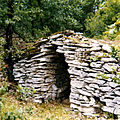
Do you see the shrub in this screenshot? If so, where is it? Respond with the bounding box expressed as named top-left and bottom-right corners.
top-left (15, 84), bottom-right (36, 101)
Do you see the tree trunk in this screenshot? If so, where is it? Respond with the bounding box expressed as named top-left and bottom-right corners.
top-left (4, 0), bottom-right (14, 82)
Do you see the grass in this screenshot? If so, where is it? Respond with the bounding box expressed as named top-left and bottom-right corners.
top-left (0, 81), bottom-right (116, 120)
top-left (0, 93), bottom-right (83, 120)
top-left (1, 93), bottom-right (115, 120)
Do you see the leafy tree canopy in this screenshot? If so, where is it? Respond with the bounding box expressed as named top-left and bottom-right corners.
top-left (0, 0), bottom-right (106, 81)
top-left (85, 0), bottom-right (120, 38)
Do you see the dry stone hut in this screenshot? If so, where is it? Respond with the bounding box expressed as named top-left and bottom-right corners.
top-left (13, 30), bottom-right (120, 116)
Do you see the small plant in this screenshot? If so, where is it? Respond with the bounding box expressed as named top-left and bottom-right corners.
top-left (90, 55), bottom-right (101, 62)
top-left (96, 73), bottom-right (109, 80)
top-left (112, 72), bottom-right (120, 84)
top-left (25, 106), bottom-right (34, 115)
top-left (0, 79), bottom-right (9, 96)
top-left (104, 112), bottom-right (117, 119)
top-left (0, 101), bottom-right (2, 113)
top-left (16, 84), bottom-right (36, 101)
top-left (104, 19), bottom-right (120, 40)
top-left (111, 46), bottom-right (120, 61)
top-left (0, 86), bottom-right (7, 96)
top-left (2, 111), bottom-right (23, 120)
top-left (96, 70), bottom-right (120, 85)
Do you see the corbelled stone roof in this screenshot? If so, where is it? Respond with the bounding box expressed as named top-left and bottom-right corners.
top-left (13, 30), bottom-right (120, 117)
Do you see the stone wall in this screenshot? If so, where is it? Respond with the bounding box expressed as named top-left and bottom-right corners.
top-left (13, 30), bottom-right (120, 116)
top-left (13, 35), bottom-right (71, 103)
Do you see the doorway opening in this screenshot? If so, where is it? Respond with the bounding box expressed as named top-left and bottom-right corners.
top-left (54, 51), bottom-right (71, 101)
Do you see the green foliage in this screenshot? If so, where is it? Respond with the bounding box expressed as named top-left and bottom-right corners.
top-left (25, 106), bottom-right (34, 115)
top-left (0, 95), bottom-right (81, 120)
top-left (0, 0), bottom-right (99, 41)
top-left (111, 46), bottom-right (120, 61)
top-left (104, 19), bottom-right (120, 40)
top-left (85, 13), bottom-right (106, 37)
top-left (96, 73), bottom-right (109, 80)
top-left (96, 71), bottom-right (120, 85)
top-left (90, 55), bottom-right (102, 61)
top-left (0, 0), bottom-right (43, 39)
top-left (0, 37), bottom-right (6, 72)
top-left (110, 47), bottom-right (120, 84)
top-left (96, 47), bottom-right (120, 84)
top-left (112, 72), bottom-right (120, 84)
top-left (40, 0), bottom-right (97, 33)
top-left (104, 112), bottom-right (117, 119)
top-left (0, 80), bottom-right (36, 120)
top-left (96, 70), bottom-right (120, 85)
top-left (0, 80), bottom-right (9, 96)
top-left (0, 0), bottom-right (103, 74)
top-left (15, 84), bottom-right (36, 101)
top-left (85, 0), bottom-right (120, 38)
top-left (0, 81), bottom-right (25, 120)
top-left (0, 97), bottom-right (25, 120)
top-left (90, 52), bottom-right (107, 62)
top-left (0, 87), bottom-right (6, 96)
top-left (0, 110), bottom-right (24, 120)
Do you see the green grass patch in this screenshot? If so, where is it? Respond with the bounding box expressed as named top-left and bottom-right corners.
top-left (0, 93), bottom-right (82, 120)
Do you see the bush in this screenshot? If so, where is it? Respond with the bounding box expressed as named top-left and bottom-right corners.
top-left (15, 84), bottom-right (36, 101)
top-left (85, 0), bottom-right (120, 39)
top-left (104, 19), bottom-right (120, 40)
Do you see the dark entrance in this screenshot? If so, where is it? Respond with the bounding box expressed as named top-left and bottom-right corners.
top-left (54, 51), bottom-right (71, 101)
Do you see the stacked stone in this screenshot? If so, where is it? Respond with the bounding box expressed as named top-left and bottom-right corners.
top-left (67, 37), bottom-right (120, 116)
top-left (13, 30), bottom-right (120, 117)
top-left (49, 34), bottom-right (71, 100)
top-left (13, 39), bottom-right (57, 103)
top-left (13, 34), bottom-right (71, 103)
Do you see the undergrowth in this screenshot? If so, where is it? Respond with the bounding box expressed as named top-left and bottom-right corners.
top-left (0, 88), bottom-right (115, 120)
top-left (0, 80), bottom-right (112, 120)
top-left (0, 79), bottom-right (82, 120)
top-left (0, 93), bottom-right (81, 120)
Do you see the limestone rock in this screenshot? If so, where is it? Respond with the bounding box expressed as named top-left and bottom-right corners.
top-left (71, 81), bottom-right (85, 88)
top-left (115, 91), bottom-right (120, 96)
top-left (50, 34), bottom-right (63, 39)
top-left (109, 82), bottom-right (118, 88)
top-left (102, 44), bottom-right (112, 53)
top-left (90, 62), bottom-right (102, 68)
top-left (113, 97), bottom-right (120, 103)
top-left (101, 58), bottom-right (117, 62)
top-left (100, 87), bottom-right (112, 92)
top-left (78, 89), bottom-right (92, 97)
top-left (103, 63), bottom-right (118, 72)
top-left (33, 99), bottom-right (43, 103)
top-left (90, 46), bottom-right (102, 51)
top-left (52, 84), bottom-right (58, 91)
top-left (89, 84), bottom-right (99, 89)
top-left (102, 106), bottom-right (114, 113)
top-left (114, 108), bottom-right (120, 115)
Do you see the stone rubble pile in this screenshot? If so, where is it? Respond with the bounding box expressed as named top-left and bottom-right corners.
top-left (13, 30), bottom-right (120, 116)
